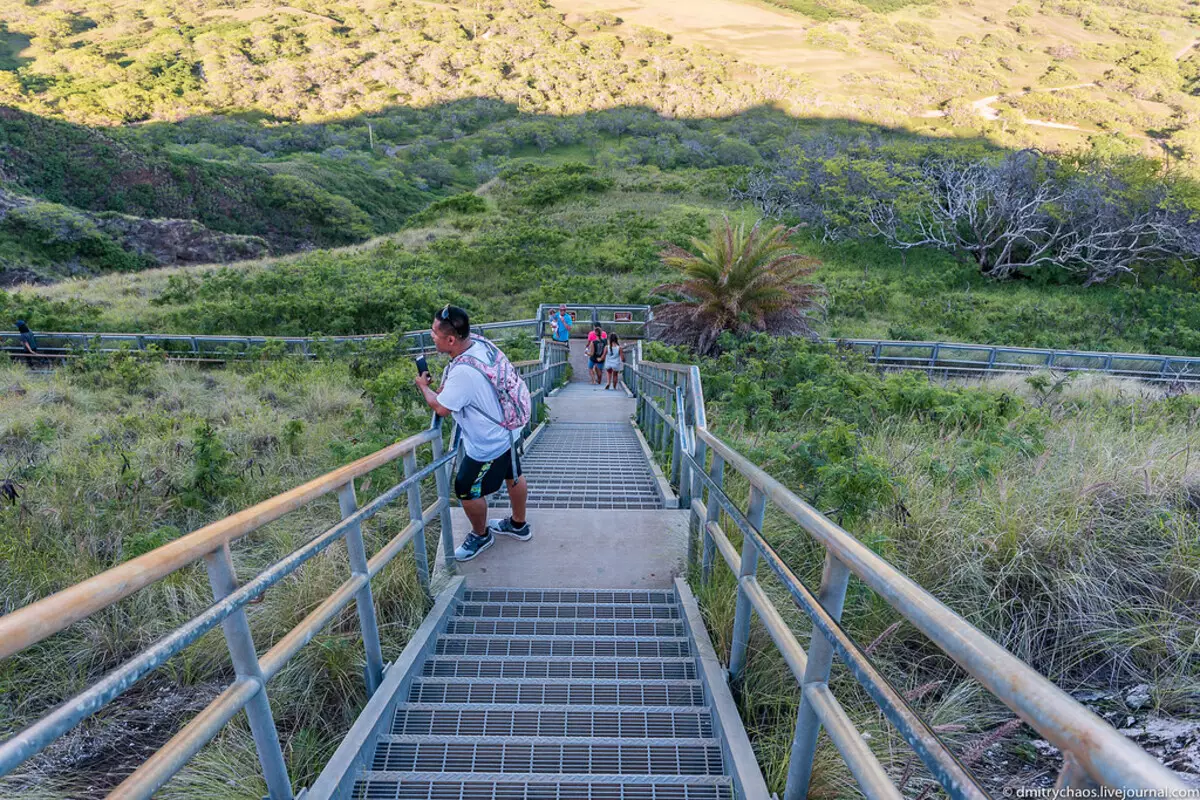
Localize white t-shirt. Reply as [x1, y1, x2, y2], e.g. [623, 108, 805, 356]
[438, 341, 512, 462]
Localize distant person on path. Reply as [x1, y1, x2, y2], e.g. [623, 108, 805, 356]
[549, 304, 573, 343]
[587, 325, 608, 384]
[15, 320, 38, 356]
[603, 333, 623, 390]
[415, 305, 532, 562]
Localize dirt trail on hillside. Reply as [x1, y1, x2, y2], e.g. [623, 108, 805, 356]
[548, 0, 895, 77]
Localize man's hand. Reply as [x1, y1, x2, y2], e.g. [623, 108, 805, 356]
[416, 373, 452, 417]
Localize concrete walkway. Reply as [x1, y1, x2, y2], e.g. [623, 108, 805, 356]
[432, 338, 688, 589]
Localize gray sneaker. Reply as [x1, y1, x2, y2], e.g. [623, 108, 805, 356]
[454, 532, 494, 561]
[488, 516, 532, 541]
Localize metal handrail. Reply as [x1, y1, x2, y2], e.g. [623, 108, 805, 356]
[534, 303, 652, 339]
[0, 318, 540, 360]
[0, 336, 571, 799]
[622, 347, 1186, 797]
[827, 338, 1200, 382]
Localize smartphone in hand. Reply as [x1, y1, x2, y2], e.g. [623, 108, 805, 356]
[415, 355, 429, 379]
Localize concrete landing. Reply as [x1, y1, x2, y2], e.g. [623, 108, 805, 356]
[547, 382, 634, 423]
[432, 507, 690, 589]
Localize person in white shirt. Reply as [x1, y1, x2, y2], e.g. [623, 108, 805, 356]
[415, 305, 531, 561]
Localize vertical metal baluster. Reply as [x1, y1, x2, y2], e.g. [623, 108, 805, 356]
[431, 431, 455, 570]
[202, 544, 293, 800]
[728, 486, 766, 680]
[402, 452, 430, 595]
[691, 439, 707, 514]
[701, 452, 724, 582]
[783, 552, 852, 800]
[670, 423, 683, 494]
[336, 481, 385, 695]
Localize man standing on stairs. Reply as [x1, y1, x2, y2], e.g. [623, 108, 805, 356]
[415, 304, 532, 562]
[549, 304, 573, 343]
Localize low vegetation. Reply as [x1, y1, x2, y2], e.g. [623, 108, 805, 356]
[0, 350, 445, 797]
[642, 336, 1200, 792]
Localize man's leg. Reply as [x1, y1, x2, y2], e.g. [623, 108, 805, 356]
[506, 474, 528, 526]
[461, 496, 488, 535]
[489, 452, 532, 541]
[453, 455, 496, 561]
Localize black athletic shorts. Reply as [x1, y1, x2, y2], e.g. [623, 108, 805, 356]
[454, 449, 522, 500]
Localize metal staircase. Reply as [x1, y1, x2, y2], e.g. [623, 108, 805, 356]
[308, 579, 768, 800]
[0, 317, 1189, 799]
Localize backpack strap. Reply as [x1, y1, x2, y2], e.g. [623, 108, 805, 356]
[444, 337, 507, 428]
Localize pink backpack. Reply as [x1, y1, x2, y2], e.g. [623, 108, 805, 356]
[444, 334, 532, 430]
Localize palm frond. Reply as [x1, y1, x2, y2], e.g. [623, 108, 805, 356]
[651, 217, 823, 354]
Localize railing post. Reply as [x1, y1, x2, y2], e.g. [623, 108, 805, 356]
[701, 452, 724, 582]
[431, 428, 456, 570]
[783, 551, 852, 800]
[202, 544, 293, 800]
[729, 486, 766, 680]
[690, 438, 707, 513]
[336, 481, 385, 695]
[670, 423, 683, 493]
[402, 451, 431, 596]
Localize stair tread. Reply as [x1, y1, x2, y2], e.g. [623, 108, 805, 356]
[444, 620, 685, 636]
[378, 735, 719, 745]
[369, 738, 725, 776]
[455, 603, 681, 618]
[395, 703, 715, 713]
[424, 655, 696, 663]
[462, 590, 676, 604]
[437, 634, 690, 641]
[357, 770, 732, 784]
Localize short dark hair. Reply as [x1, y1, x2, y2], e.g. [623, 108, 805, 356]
[434, 304, 470, 340]
[593, 324, 602, 331]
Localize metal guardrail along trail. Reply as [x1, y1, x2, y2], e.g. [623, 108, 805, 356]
[622, 339, 1187, 798]
[0, 342, 569, 798]
[829, 338, 1200, 383]
[0, 304, 654, 363]
[5, 310, 1197, 385]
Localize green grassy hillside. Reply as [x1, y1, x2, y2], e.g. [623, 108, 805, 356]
[11, 154, 1200, 356]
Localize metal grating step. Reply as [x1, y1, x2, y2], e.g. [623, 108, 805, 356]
[445, 620, 684, 638]
[392, 706, 714, 738]
[369, 741, 724, 775]
[422, 659, 697, 681]
[352, 775, 734, 800]
[408, 680, 705, 707]
[435, 637, 691, 659]
[456, 603, 680, 620]
[463, 591, 675, 605]
[497, 423, 663, 510]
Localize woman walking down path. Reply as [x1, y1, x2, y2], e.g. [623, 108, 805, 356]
[587, 325, 608, 384]
[604, 334, 623, 390]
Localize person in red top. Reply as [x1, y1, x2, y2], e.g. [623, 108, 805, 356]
[586, 325, 608, 384]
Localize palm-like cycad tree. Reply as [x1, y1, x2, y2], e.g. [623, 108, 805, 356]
[651, 218, 823, 355]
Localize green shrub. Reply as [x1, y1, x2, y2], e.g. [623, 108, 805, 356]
[500, 162, 614, 208]
[2, 202, 154, 272]
[182, 422, 241, 509]
[409, 193, 488, 224]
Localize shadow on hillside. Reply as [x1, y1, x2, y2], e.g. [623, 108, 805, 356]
[0, 97, 1012, 258]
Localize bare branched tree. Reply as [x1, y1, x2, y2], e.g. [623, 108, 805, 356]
[866, 150, 1200, 283]
[868, 151, 1067, 279]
